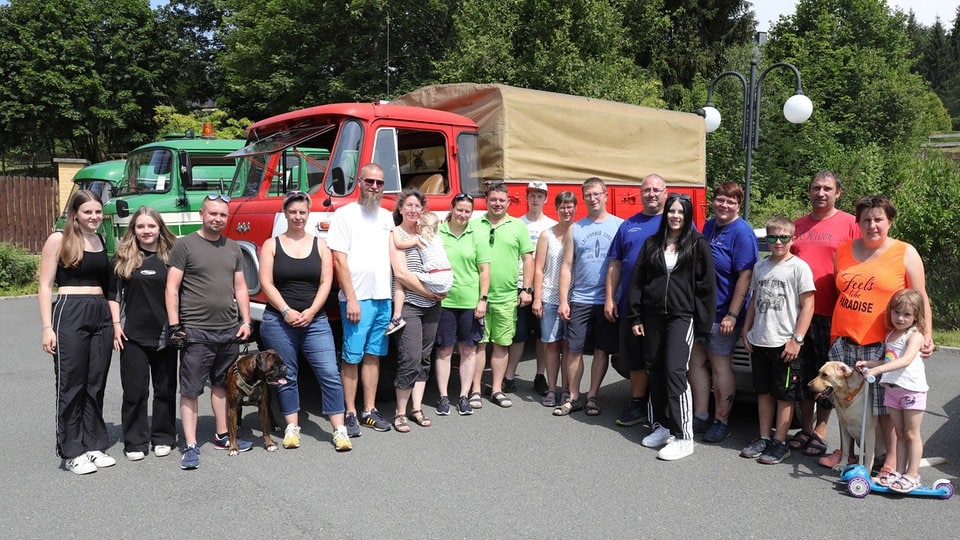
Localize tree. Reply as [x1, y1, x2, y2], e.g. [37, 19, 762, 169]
[155, 0, 229, 110]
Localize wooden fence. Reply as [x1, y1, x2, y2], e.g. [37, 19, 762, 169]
[0, 176, 59, 253]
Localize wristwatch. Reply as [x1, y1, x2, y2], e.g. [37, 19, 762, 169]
[792, 333, 804, 344]
[522, 287, 534, 295]
[480, 295, 488, 301]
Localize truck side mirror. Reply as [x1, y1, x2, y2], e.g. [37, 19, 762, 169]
[116, 199, 130, 218]
[330, 167, 345, 195]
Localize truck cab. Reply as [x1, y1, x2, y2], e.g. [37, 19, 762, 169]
[55, 159, 126, 231]
[101, 135, 244, 254]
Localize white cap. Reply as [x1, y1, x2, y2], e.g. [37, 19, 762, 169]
[527, 181, 548, 193]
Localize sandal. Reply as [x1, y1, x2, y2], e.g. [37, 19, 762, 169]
[585, 396, 601, 416]
[491, 392, 513, 408]
[408, 409, 432, 427]
[392, 414, 411, 433]
[553, 397, 583, 416]
[874, 469, 900, 487]
[542, 390, 558, 408]
[890, 474, 921, 493]
[801, 434, 827, 456]
[788, 430, 813, 450]
[468, 392, 483, 409]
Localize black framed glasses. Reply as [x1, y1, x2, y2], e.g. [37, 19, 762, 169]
[453, 192, 474, 203]
[205, 193, 231, 203]
[766, 234, 793, 244]
[362, 177, 385, 187]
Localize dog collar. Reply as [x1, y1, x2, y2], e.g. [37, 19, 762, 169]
[845, 378, 866, 401]
[233, 361, 262, 397]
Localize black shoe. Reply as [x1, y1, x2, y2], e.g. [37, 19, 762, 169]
[533, 374, 549, 396]
[502, 378, 517, 393]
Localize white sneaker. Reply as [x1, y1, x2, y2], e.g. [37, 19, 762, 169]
[86, 450, 116, 468]
[67, 454, 97, 475]
[153, 445, 172, 457]
[125, 451, 145, 461]
[641, 423, 673, 448]
[283, 424, 301, 449]
[657, 438, 694, 461]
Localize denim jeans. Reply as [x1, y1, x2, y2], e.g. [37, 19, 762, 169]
[259, 310, 344, 416]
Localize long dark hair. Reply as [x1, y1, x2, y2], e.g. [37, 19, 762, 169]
[643, 194, 698, 268]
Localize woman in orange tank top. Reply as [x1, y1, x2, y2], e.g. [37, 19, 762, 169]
[829, 195, 933, 480]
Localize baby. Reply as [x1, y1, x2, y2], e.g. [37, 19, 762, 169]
[387, 211, 453, 334]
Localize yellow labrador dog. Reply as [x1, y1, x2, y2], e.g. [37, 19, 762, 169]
[808, 361, 876, 472]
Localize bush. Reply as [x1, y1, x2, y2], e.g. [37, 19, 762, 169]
[0, 243, 38, 289]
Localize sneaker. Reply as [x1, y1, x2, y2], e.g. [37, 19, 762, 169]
[615, 399, 647, 427]
[436, 396, 451, 416]
[67, 454, 97, 475]
[86, 450, 116, 468]
[283, 424, 301, 449]
[740, 437, 771, 459]
[180, 444, 200, 470]
[153, 445, 172, 457]
[692, 416, 713, 433]
[658, 438, 694, 461]
[468, 392, 483, 409]
[502, 378, 517, 393]
[360, 408, 392, 432]
[533, 374, 549, 396]
[385, 317, 406, 335]
[642, 423, 673, 448]
[457, 396, 474, 416]
[125, 450, 145, 461]
[758, 439, 791, 464]
[212, 433, 253, 452]
[344, 412, 362, 437]
[333, 427, 353, 452]
[702, 420, 730, 443]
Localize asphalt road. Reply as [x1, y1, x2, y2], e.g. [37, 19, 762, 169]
[3, 295, 959, 538]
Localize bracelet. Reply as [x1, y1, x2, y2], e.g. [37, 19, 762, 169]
[281, 306, 291, 318]
[241, 322, 252, 328]
[113, 322, 121, 325]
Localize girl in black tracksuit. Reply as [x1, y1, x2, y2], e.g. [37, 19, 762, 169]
[629, 194, 716, 444]
[108, 206, 178, 459]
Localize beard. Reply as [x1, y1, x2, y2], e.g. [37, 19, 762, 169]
[360, 189, 382, 213]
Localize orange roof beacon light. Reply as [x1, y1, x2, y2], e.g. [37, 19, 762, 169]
[201, 122, 216, 139]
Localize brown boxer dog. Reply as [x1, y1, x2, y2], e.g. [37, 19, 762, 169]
[226, 349, 288, 456]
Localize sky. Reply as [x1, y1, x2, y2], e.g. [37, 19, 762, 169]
[754, 1, 960, 32]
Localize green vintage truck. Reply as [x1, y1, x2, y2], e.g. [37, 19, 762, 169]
[101, 134, 244, 254]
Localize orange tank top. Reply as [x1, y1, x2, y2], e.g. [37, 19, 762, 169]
[831, 240, 907, 345]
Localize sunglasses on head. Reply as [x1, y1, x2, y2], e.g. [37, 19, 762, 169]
[205, 193, 231, 203]
[284, 190, 310, 202]
[766, 234, 793, 244]
[668, 193, 692, 201]
[453, 192, 474, 203]
[362, 177, 385, 187]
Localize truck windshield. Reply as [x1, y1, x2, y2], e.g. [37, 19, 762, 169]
[120, 148, 174, 195]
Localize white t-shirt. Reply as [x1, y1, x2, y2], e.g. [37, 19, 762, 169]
[746, 255, 815, 347]
[327, 202, 394, 301]
[518, 214, 557, 287]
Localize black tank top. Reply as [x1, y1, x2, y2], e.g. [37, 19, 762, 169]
[267, 236, 322, 313]
[56, 235, 110, 291]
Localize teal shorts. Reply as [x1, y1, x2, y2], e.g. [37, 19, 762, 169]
[339, 299, 391, 363]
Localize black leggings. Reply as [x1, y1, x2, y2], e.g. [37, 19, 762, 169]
[642, 315, 694, 440]
[51, 294, 113, 459]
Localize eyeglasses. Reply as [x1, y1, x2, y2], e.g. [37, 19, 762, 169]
[583, 192, 606, 200]
[766, 234, 793, 244]
[362, 178, 385, 187]
[453, 192, 474, 203]
[284, 190, 310, 203]
[642, 188, 665, 195]
[205, 193, 231, 203]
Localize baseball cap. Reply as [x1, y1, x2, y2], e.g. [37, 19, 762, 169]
[527, 181, 548, 193]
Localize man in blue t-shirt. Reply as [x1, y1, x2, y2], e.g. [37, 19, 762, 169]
[604, 174, 667, 427]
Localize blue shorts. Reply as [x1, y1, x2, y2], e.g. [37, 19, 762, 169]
[436, 307, 484, 348]
[339, 299, 391, 364]
[703, 321, 742, 356]
[539, 303, 566, 343]
[513, 303, 541, 343]
[566, 303, 618, 354]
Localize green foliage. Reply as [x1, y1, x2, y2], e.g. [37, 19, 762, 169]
[152, 106, 251, 140]
[0, 242, 38, 289]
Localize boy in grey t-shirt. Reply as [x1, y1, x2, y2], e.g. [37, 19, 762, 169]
[739, 216, 815, 465]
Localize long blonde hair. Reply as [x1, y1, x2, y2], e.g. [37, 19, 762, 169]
[59, 190, 102, 268]
[114, 206, 177, 279]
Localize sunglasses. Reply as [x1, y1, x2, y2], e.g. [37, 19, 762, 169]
[205, 193, 231, 203]
[489, 228, 496, 246]
[284, 190, 310, 202]
[766, 234, 793, 244]
[362, 178, 385, 187]
[668, 193, 692, 201]
[453, 192, 474, 203]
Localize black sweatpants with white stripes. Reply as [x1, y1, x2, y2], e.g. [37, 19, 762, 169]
[642, 315, 694, 441]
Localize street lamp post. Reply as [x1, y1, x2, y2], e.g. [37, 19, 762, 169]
[699, 60, 813, 221]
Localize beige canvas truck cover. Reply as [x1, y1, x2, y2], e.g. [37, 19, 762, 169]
[392, 83, 706, 186]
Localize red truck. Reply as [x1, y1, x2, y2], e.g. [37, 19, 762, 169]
[224, 83, 707, 323]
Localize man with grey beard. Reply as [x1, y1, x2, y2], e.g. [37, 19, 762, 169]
[328, 163, 395, 435]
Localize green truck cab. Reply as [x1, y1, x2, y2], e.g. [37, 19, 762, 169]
[55, 159, 126, 231]
[101, 136, 244, 254]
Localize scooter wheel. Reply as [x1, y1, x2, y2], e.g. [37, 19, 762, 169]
[847, 476, 871, 498]
[933, 479, 954, 500]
